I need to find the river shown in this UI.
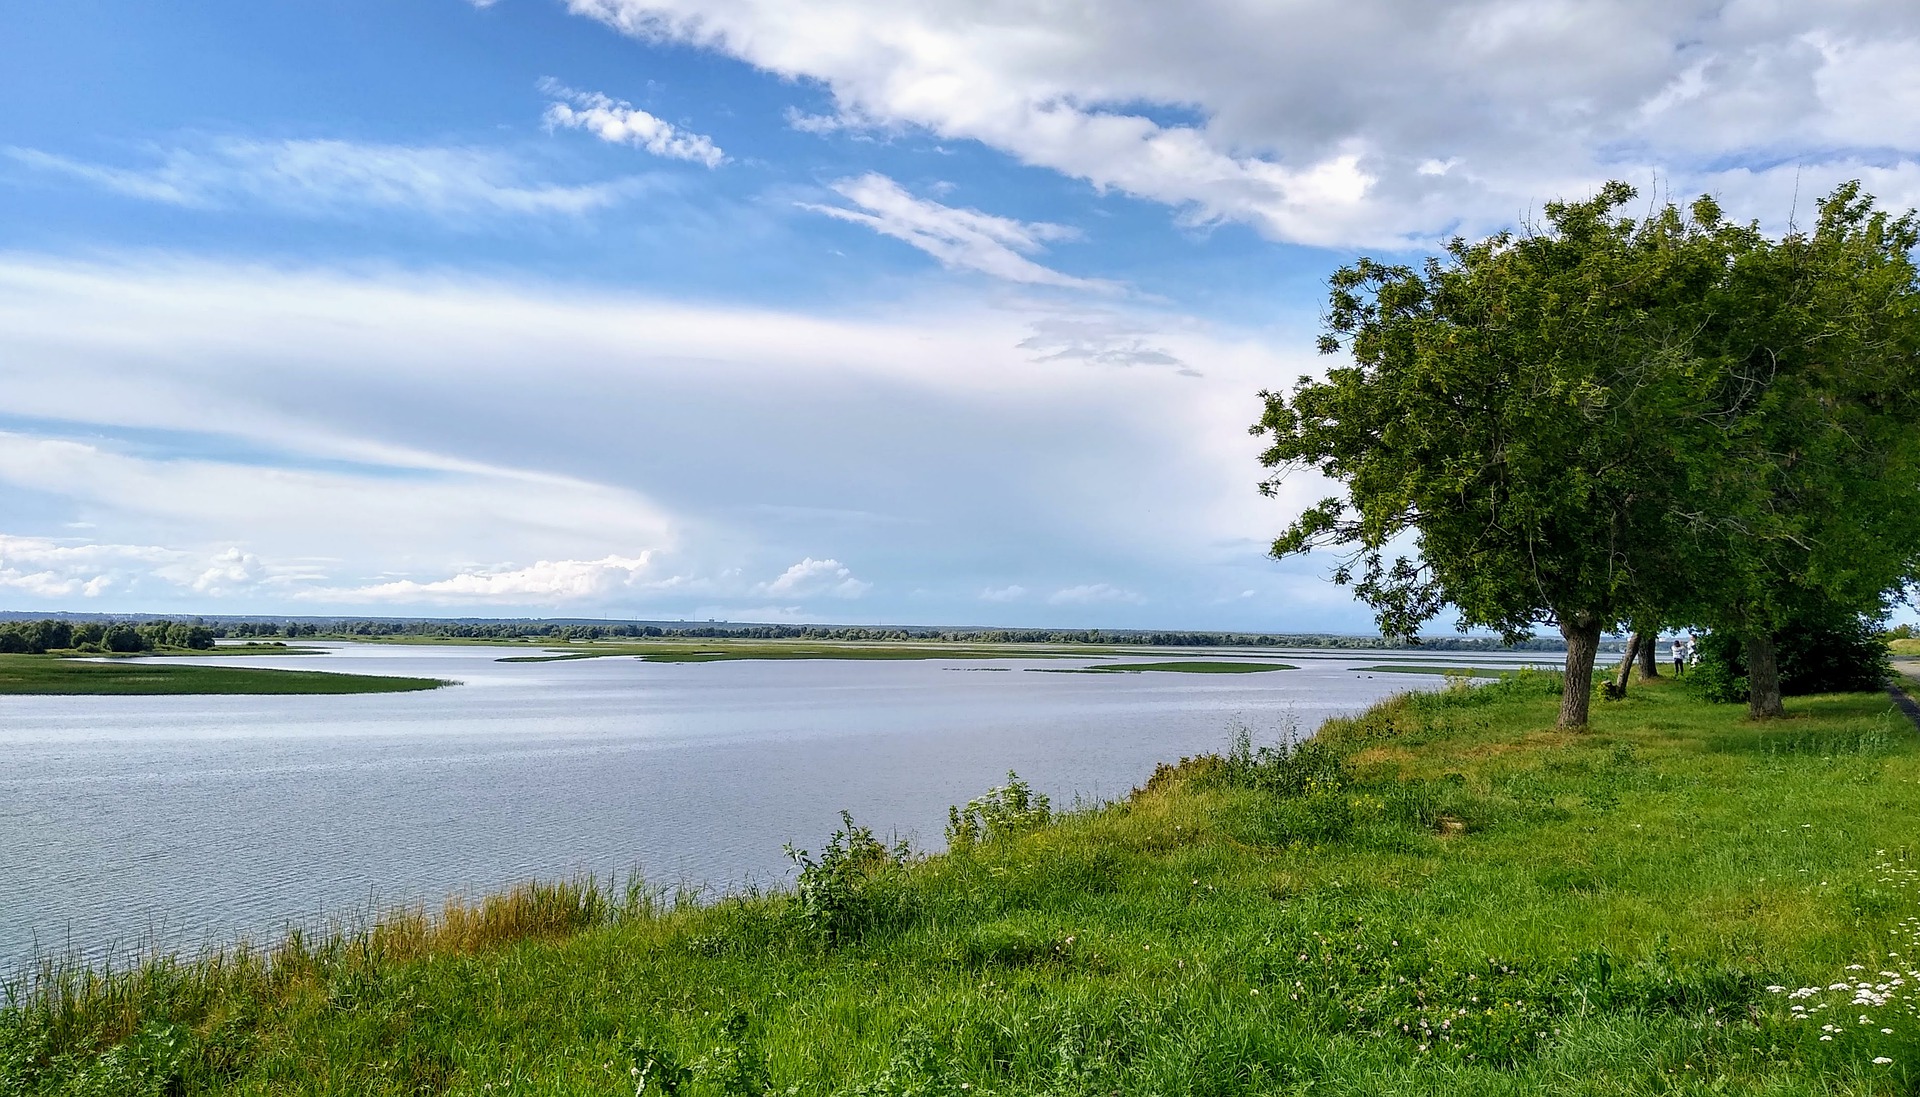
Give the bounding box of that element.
[0,642,1554,968]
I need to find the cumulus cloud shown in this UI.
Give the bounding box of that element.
[0,535,292,602]
[566,0,1920,245]
[539,79,726,166]
[192,547,267,595]
[760,557,872,598]
[0,534,168,600]
[3,138,640,218]
[325,554,655,602]
[1047,583,1144,606]
[802,173,1113,289]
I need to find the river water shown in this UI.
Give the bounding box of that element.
[0,643,1554,968]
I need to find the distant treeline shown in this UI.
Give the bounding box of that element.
[0,618,215,655]
[0,614,1598,651]
[220,618,1568,650]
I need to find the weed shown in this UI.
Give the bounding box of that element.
[944,772,1051,853]
[785,812,914,949]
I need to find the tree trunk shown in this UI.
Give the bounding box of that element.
[1559,615,1603,729]
[1635,630,1659,680]
[1746,631,1785,719]
[1609,633,1640,697]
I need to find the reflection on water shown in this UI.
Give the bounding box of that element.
[0,642,1553,966]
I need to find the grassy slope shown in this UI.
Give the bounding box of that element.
[0,655,445,695]
[6,677,1919,1094]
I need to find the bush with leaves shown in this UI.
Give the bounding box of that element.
[784,812,912,949]
[1694,611,1891,703]
[945,771,1051,853]
[1213,726,1350,798]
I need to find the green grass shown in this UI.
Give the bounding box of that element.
[1354,663,1557,677]
[7,676,1920,1093]
[1890,638,1920,656]
[0,655,446,695]
[1034,660,1297,674]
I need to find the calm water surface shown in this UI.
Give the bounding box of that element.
[0,643,1553,967]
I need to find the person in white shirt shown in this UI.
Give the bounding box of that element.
[1672,635,1690,676]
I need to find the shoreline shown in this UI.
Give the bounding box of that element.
[7,674,1915,1092]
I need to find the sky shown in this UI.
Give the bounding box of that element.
[2,1,1919,631]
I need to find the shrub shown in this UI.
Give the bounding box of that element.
[945,772,1051,852]
[1212,725,1349,798]
[785,812,913,949]
[1695,611,1891,703]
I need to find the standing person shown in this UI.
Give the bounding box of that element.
[1672,634,1689,677]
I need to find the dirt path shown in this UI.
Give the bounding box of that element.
[1892,659,1920,731]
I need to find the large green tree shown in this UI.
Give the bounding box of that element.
[1256,183,1920,727]
[1669,185,1920,717]
[1254,185,1757,727]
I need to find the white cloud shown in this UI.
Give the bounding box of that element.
[979,585,1026,602]
[325,554,656,603]
[4,139,640,218]
[539,80,726,167]
[0,535,293,602]
[761,557,871,598]
[1048,583,1144,606]
[0,253,1368,627]
[0,534,169,600]
[1017,312,1193,374]
[566,0,1920,246]
[802,173,1112,289]
[192,547,267,595]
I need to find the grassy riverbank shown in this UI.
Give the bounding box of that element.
[6,674,1917,1094]
[0,655,446,695]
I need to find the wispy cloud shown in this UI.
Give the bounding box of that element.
[0,254,1339,626]
[979,584,1027,602]
[1018,313,1195,375]
[1048,583,1143,606]
[802,173,1115,290]
[540,79,725,167]
[4,138,641,218]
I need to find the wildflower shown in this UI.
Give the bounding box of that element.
[1875,1057,1894,1065]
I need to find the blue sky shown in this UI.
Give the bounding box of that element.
[2,0,1917,630]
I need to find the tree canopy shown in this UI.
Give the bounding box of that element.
[1255,182,1920,726]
